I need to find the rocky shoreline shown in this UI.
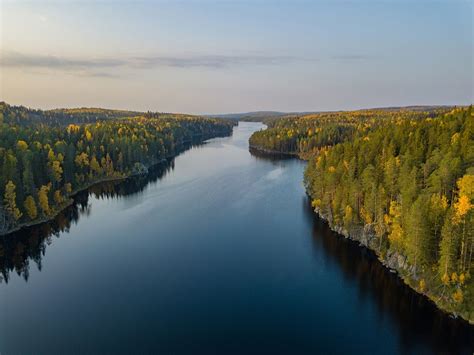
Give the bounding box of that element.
[250,143,473,325]
[312,204,473,325]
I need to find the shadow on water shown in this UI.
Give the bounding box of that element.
[249,146,298,160]
[249,148,474,354]
[0,138,223,284]
[0,140,205,284]
[0,142,287,284]
[300,196,474,354]
[1,141,473,354]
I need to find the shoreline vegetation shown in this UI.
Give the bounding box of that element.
[0,102,235,236]
[2,137,215,237]
[2,101,473,324]
[248,145,299,158]
[249,106,474,324]
[2,171,141,236]
[0,158,182,285]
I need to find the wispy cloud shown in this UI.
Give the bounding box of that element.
[1,51,309,77]
[74,71,121,79]
[132,55,297,69]
[331,54,372,61]
[1,52,125,71]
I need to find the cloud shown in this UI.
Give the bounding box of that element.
[331,54,371,61]
[1,52,125,71]
[1,51,308,77]
[132,55,297,69]
[74,71,121,79]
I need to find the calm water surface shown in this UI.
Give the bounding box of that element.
[1,122,473,354]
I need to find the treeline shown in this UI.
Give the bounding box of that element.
[0,102,142,126]
[249,108,448,158]
[250,106,474,321]
[0,102,234,234]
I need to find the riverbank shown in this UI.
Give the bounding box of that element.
[2,121,472,354]
[1,172,144,237]
[249,143,473,325]
[311,205,473,325]
[248,145,300,158]
[1,134,228,237]
[249,145,320,161]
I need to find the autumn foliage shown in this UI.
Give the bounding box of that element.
[0,102,234,232]
[251,106,474,319]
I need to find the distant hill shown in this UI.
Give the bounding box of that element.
[0,102,230,127]
[360,105,456,112]
[0,102,144,126]
[206,111,316,123]
[206,111,286,121]
[207,106,458,123]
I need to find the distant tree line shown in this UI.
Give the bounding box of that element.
[249,108,447,157]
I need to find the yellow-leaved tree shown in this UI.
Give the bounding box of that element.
[38,184,51,216]
[452,175,474,274]
[24,195,38,220]
[386,200,404,251]
[4,180,22,221]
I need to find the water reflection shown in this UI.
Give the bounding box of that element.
[302,197,474,354]
[249,146,297,160]
[1,134,472,355]
[0,159,175,284]
[0,137,217,284]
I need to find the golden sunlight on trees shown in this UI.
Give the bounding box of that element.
[24,195,38,220]
[0,102,234,232]
[38,185,51,216]
[251,106,473,315]
[4,181,22,221]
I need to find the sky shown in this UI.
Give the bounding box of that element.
[0,0,472,114]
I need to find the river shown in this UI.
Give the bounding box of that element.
[0,122,473,354]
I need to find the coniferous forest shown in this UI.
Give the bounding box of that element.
[3,1,473,353]
[250,106,474,322]
[0,102,235,235]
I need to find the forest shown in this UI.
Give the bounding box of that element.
[0,102,235,235]
[249,107,450,158]
[250,106,474,322]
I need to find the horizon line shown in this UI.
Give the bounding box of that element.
[1,100,471,117]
